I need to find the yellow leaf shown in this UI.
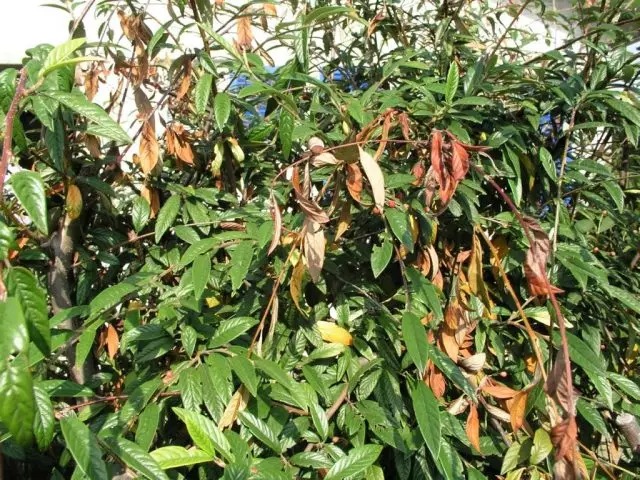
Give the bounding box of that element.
[106,324,119,360]
[290,254,305,314]
[335,200,352,241]
[66,184,83,220]
[317,320,353,346]
[205,297,221,308]
[218,386,250,430]
[468,232,492,310]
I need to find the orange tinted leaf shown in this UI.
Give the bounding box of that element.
[508,391,528,432]
[482,381,519,399]
[106,324,119,360]
[346,162,363,202]
[66,185,83,220]
[139,121,158,174]
[236,16,253,51]
[263,3,277,15]
[466,404,481,453]
[218,387,250,429]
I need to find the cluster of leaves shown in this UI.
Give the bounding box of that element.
[0,0,640,478]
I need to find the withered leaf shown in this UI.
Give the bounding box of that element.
[335,200,352,241]
[218,386,250,430]
[346,162,363,202]
[66,185,83,221]
[267,191,282,255]
[139,120,158,174]
[468,232,493,310]
[304,218,325,283]
[141,185,159,218]
[523,217,564,296]
[551,417,578,462]
[481,380,519,399]
[359,147,385,212]
[508,391,528,432]
[236,16,253,51]
[290,254,305,314]
[466,404,481,453]
[106,324,119,360]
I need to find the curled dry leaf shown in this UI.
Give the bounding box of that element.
[346,162,363,202]
[466,404,481,453]
[290,254,305,314]
[304,218,326,283]
[139,120,158,175]
[141,185,160,218]
[367,8,386,37]
[263,3,277,16]
[218,386,250,430]
[427,363,446,399]
[523,217,564,296]
[292,174,330,224]
[545,348,574,413]
[268,191,282,255]
[484,403,511,423]
[468,232,493,310]
[166,123,194,165]
[447,396,469,416]
[175,56,192,101]
[359,147,385,212]
[236,15,253,51]
[308,136,325,154]
[312,152,339,167]
[66,185,83,221]
[460,353,486,373]
[85,134,102,159]
[317,320,353,346]
[84,65,100,101]
[335,200,352,241]
[551,417,578,463]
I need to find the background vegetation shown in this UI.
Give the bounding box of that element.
[1,0,640,478]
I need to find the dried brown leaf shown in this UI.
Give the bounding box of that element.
[335,200,352,241]
[290,254,305,314]
[139,120,158,174]
[218,386,250,430]
[481,381,519,399]
[507,391,528,432]
[346,162,363,202]
[236,16,253,51]
[304,218,325,283]
[106,324,119,360]
[268,191,281,255]
[66,185,83,221]
[523,217,564,297]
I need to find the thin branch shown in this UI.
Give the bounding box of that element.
[486,0,534,60]
[0,68,28,198]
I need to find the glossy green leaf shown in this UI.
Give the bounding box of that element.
[238,410,282,453]
[230,355,258,397]
[402,311,428,374]
[371,235,393,278]
[215,92,231,130]
[173,407,234,462]
[60,416,108,480]
[155,195,181,242]
[229,241,254,291]
[195,73,213,114]
[149,446,213,469]
[324,444,382,480]
[445,62,459,103]
[385,207,413,253]
[0,297,29,359]
[412,382,441,461]
[32,384,55,450]
[9,171,48,235]
[103,436,169,480]
[0,354,35,446]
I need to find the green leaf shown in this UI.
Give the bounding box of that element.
[608,372,640,400]
[303,6,357,26]
[279,110,294,161]
[0,219,15,260]
[310,401,329,441]
[149,446,213,469]
[576,400,609,438]
[195,73,213,115]
[136,403,160,452]
[324,444,382,480]
[173,407,234,462]
[0,297,29,359]
[445,62,459,103]
[103,436,169,480]
[0,353,35,446]
[9,171,48,235]
[402,312,428,374]
[539,147,557,182]
[155,195,181,242]
[412,382,441,461]
[192,252,211,300]
[89,281,138,318]
[33,384,55,450]
[40,379,95,397]
[39,38,91,78]
[371,235,393,278]
[209,317,258,348]
[290,451,333,468]
[60,416,108,480]
[603,284,640,314]
[5,267,50,356]
[605,98,640,128]
[131,196,151,233]
[428,344,476,399]
[229,241,254,291]
[40,91,131,144]
[406,268,443,320]
[238,410,282,453]
[230,355,258,397]
[603,181,624,211]
[529,429,553,464]
[385,208,413,253]
[215,92,231,130]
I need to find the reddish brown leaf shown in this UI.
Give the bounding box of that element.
[304,218,325,283]
[411,161,425,185]
[267,191,281,255]
[430,130,444,189]
[292,175,330,224]
[346,162,363,202]
[141,186,159,218]
[85,134,101,159]
[428,363,446,399]
[175,57,192,101]
[523,217,564,296]
[551,417,578,462]
[466,404,481,453]
[398,112,411,140]
[84,65,100,101]
[106,324,119,360]
[367,8,386,37]
[545,348,574,413]
[373,111,393,162]
[507,391,528,432]
[335,200,352,241]
[451,141,470,182]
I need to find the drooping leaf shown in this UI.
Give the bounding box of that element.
[412,382,441,461]
[60,416,108,479]
[0,353,35,446]
[324,444,382,480]
[402,312,428,374]
[155,195,181,242]
[359,147,385,212]
[32,384,55,450]
[215,92,231,130]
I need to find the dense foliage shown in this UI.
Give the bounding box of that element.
[1,0,640,478]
